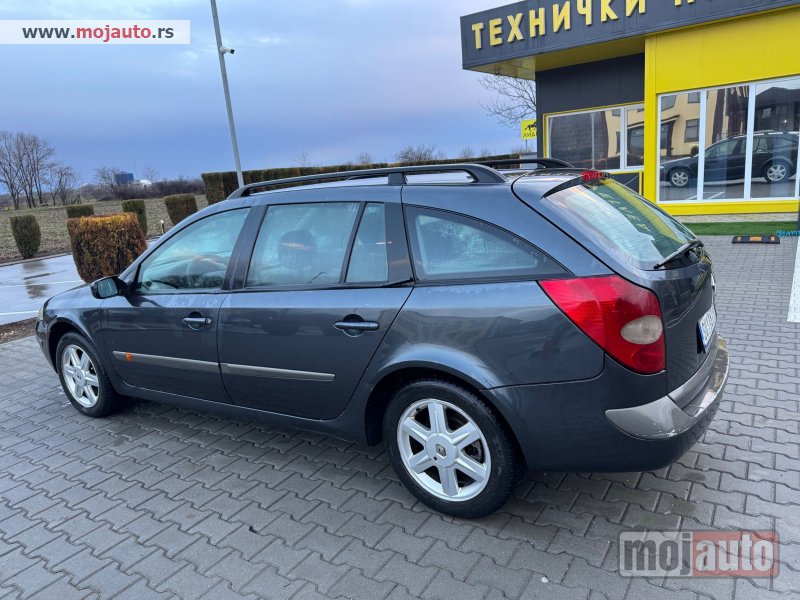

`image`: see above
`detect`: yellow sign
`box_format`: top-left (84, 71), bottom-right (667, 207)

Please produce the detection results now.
top-left (521, 119), bottom-right (537, 140)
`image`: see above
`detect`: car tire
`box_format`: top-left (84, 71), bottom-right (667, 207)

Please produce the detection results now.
top-left (763, 160), bottom-right (791, 184)
top-left (669, 168), bottom-right (691, 188)
top-left (383, 379), bottom-right (519, 518)
top-left (56, 332), bottom-right (123, 418)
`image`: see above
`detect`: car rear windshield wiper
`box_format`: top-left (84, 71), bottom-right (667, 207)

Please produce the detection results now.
top-left (653, 239), bottom-right (704, 270)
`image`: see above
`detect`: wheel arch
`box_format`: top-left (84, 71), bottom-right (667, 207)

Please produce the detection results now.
top-left (47, 318), bottom-right (89, 369)
top-left (762, 157), bottom-right (794, 177)
top-left (362, 364), bottom-right (524, 467)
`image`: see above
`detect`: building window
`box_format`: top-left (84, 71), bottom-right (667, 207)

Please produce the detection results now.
top-left (547, 104), bottom-right (644, 171)
top-left (684, 119), bottom-right (699, 143)
top-left (658, 75), bottom-right (800, 202)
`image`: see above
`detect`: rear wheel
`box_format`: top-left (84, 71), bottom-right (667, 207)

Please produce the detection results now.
top-left (763, 160), bottom-right (791, 183)
top-left (56, 332), bottom-right (123, 417)
top-left (384, 379), bottom-right (518, 518)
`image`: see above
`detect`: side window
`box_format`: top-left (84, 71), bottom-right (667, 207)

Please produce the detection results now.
top-left (346, 203), bottom-right (388, 284)
top-left (246, 202), bottom-right (359, 288)
top-left (407, 207), bottom-right (563, 282)
top-left (136, 209), bottom-right (249, 292)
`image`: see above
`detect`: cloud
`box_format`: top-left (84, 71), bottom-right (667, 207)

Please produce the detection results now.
top-left (255, 35), bottom-right (285, 46)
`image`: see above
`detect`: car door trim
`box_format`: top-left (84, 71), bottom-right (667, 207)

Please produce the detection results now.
top-left (112, 351), bottom-right (220, 373)
top-left (220, 363), bottom-right (335, 382)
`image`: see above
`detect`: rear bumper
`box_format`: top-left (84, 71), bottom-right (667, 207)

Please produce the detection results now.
top-left (606, 337), bottom-right (728, 440)
top-left (483, 337), bottom-right (728, 472)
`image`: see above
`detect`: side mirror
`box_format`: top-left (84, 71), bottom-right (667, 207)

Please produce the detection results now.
top-left (90, 276), bottom-right (127, 299)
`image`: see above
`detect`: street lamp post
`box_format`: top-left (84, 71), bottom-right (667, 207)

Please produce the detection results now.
top-left (210, 0), bottom-right (244, 188)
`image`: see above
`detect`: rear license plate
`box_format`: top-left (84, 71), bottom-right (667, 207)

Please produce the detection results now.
top-left (698, 305), bottom-right (717, 351)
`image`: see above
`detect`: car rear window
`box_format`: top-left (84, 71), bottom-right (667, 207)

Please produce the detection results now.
top-left (407, 206), bottom-right (564, 282)
top-left (545, 179), bottom-right (697, 270)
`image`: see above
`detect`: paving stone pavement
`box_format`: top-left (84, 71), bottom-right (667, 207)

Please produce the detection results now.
top-left (0, 236), bottom-right (798, 600)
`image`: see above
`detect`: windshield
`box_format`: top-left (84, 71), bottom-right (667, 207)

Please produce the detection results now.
top-left (545, 179), bottom-right (697, 270)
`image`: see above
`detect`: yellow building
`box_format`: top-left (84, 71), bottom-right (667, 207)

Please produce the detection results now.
top-left (461, 1), bottom-right (800, 216)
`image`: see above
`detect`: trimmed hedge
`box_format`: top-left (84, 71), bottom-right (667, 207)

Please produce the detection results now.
top-left (67, 213), bottom-right (147, 282)
top-left (121, 199), bottom-right (147, 234)
top-left (9, 215), bottom-right (41, 259)
top-left (164, 194), bottom-right (198, 225)
top-left (65, 204), bottom-right (95, 219)
top-left (200, 154), bottom-right (518, 204)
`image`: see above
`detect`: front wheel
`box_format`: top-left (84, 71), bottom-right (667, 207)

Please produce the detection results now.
top-left (669, 168), bottom-right (691, 188)
top-left (383, 379), bottom-right (518, 518)
top-left (56, 332), bottom-right (123, 417)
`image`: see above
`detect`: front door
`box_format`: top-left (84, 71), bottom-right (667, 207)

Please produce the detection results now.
top-left (100, 208), bottom-right (251, 402)
top-left (219, 195), bottom-right (412, 419)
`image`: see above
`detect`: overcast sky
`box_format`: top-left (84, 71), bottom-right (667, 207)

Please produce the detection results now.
top-left (1, 1), bottom-right (516, 182)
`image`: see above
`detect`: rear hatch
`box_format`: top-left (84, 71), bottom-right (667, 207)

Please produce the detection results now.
top-left (513, 174), bottom-right (716, 395)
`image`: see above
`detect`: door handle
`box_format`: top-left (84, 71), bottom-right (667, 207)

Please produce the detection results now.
top-left (334, 321), bottom-right (379, 332)
top-left (182, 315), bottom-right (212, 329)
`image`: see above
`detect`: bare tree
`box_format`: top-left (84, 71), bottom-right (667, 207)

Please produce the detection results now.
top-left (458, 147), bottom-right (476, 160)
top-left (141, 165), bottom-right (159, 184)
top-left (479, 73), bottom-right (536, 128)
top-left (94, 166), bottom-right (125, 198)
top-left (294, 150), bottom-right (312, 168)
top-left (395, 144), bottom-right (445, 163)
top-left (354, 152), bottom-right (374, 165)
top-left (48, 163), bottom-right (79, 205)
top-left (17, 133), bottom-right (56, 207)
top-left (0, 131), bottom-right (23, 209)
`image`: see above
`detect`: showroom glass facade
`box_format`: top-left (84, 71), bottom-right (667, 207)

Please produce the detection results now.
top-left (657, 76), bottom-right (800, 203)
top-left (547, 105), bottom-right (645, 172)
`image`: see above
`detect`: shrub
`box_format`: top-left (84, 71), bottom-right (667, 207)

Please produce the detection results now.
top-left (9, 215), bottom-right (41, 259)
top-left (67, 213), bottom-right (147, 282)
top-left (65, 204), bottom-right (95, 219)
top-left (121, 199), bottom-right (147, 234)
top-left (201, 172), bottom-right (226, 204)
top-left (164, 194), bottom-right (198, 225)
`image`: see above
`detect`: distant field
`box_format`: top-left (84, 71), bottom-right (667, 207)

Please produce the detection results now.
top-left (0, 195), bottom-right (208, 263)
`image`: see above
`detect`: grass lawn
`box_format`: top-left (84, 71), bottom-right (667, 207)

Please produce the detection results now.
top-left (0, 195), bottom-right (208, 262)
top-left (683, 221), bottom-right (798, 236)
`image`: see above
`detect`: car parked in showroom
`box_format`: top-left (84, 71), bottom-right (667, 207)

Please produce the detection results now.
top-left (661, 130), bottom-right (798, 187)
top-left (36, 162), bottom-right (728, 518)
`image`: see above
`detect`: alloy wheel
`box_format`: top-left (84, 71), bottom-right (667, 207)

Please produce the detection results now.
top-left (61, 344), bottom-right (100, 408)
top-left (670, 170), bottom-right (689, 187)
top-left (396, 398), bottom-right (491, 502)
top-left (766, 163), bottom-right (787, 182)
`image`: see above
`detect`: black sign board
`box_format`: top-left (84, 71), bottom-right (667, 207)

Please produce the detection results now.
top-left (461, 0), bottom-right (798, 70)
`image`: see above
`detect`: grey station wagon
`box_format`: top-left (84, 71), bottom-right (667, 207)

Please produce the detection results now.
top-left (36, 163), bottom-right (729, 518)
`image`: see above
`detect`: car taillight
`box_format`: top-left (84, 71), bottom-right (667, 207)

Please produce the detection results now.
top-left (581, 170), bottom-right (608, 184)
top-left (540, 275), bottom-right (665, 374)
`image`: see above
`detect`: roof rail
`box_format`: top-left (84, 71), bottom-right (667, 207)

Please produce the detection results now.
top-left (227, 163), bottom-right (507, 198)
top-left (476, 157), bottom-right (574, 169)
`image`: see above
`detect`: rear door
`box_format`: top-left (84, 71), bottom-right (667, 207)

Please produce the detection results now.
top-left (218, 188), bottom-right (413, 419)
top-left (513, 177), bottom-right (716, 393)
